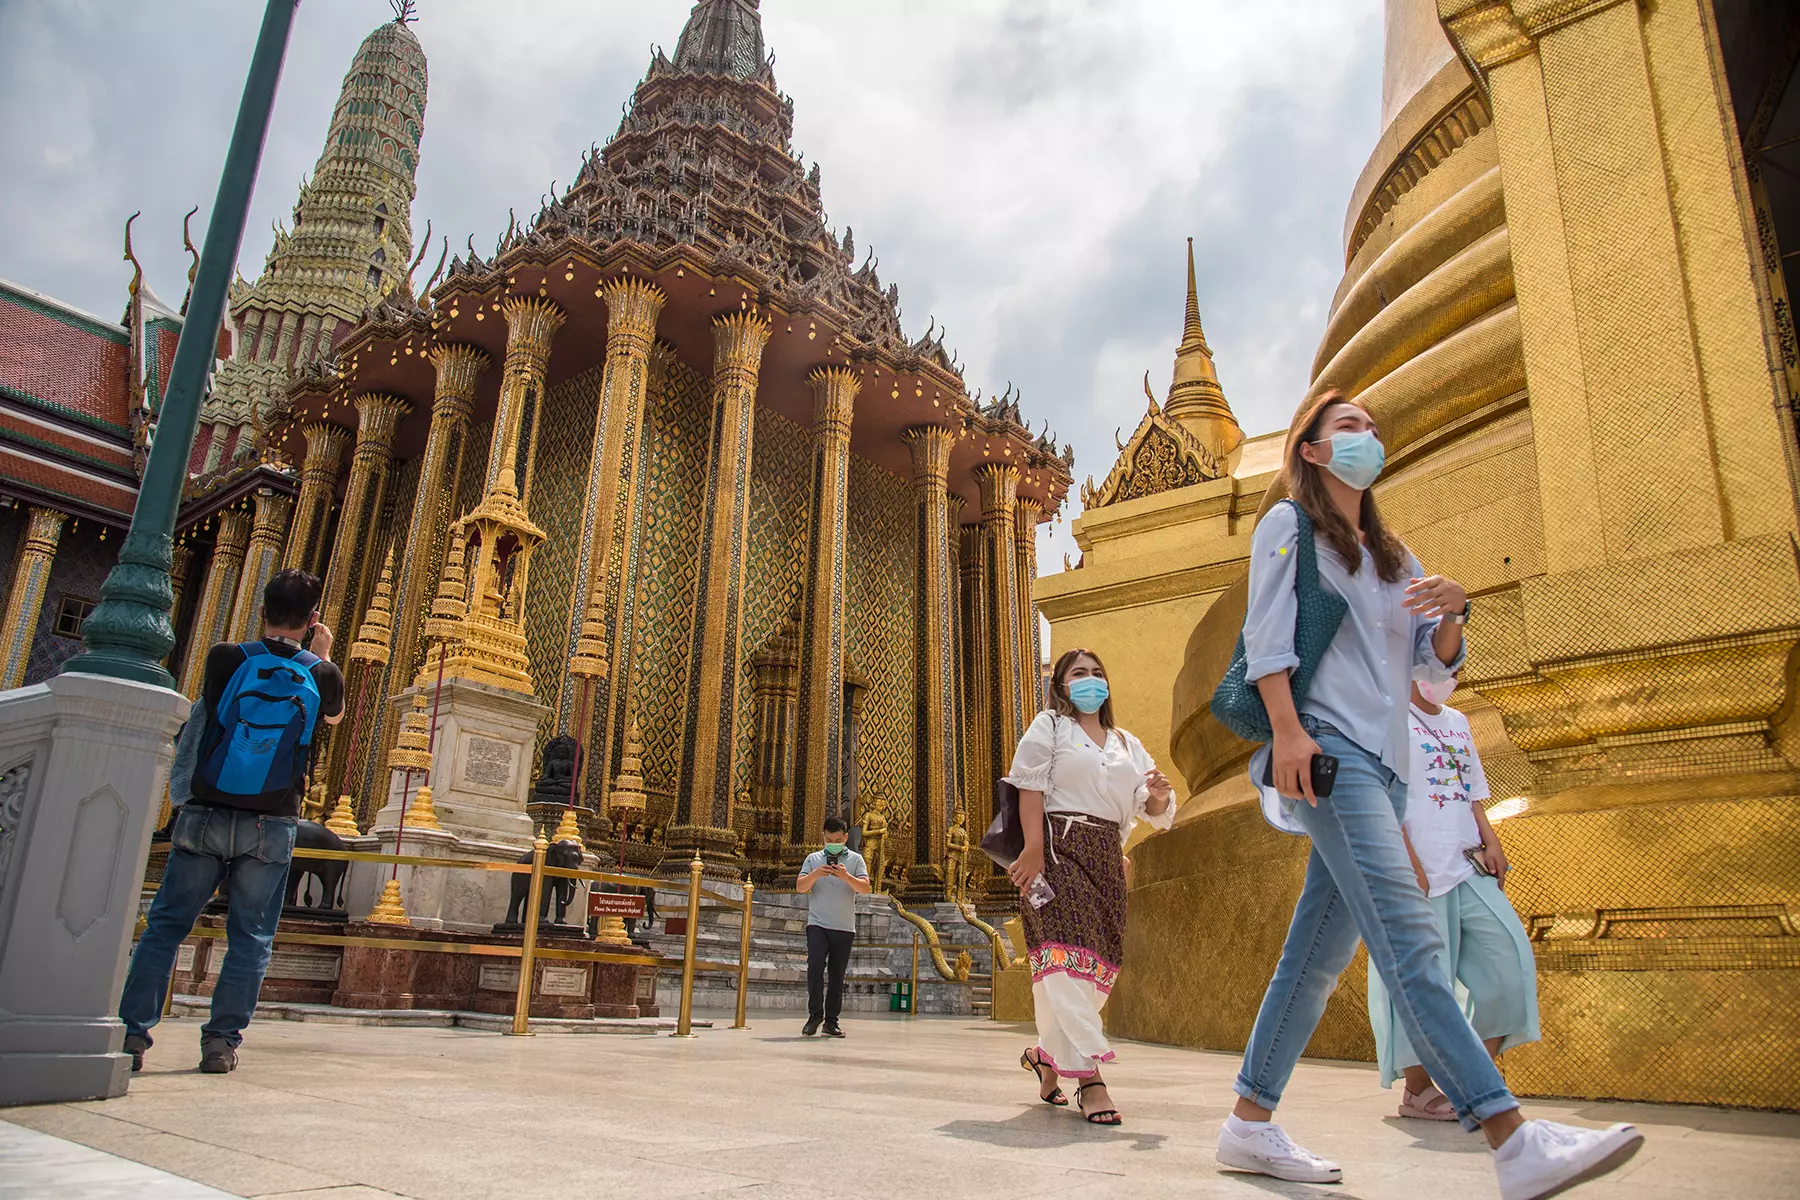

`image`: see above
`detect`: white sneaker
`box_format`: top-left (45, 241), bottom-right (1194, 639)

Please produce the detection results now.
top-left (1495, 1119), bottom-right (1645, 1200)
top-left (1216, 1120), bottom-right (1342, 1184)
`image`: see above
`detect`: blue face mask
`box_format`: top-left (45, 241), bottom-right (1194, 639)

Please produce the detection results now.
top-left (1066, 676), bottom-right (1109, 714)
top-left (1318, 430), bottom-right (1386, 490)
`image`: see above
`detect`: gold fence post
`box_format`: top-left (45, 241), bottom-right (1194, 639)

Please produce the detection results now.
top-left (509, 836), bottom-right (548, 1036)
top-left (910, 932), bottom-right (919, 1017)
top-left (674, 851), bottom-right (703, 1037)
top-left (732, 875), bottom-right (754, 1030)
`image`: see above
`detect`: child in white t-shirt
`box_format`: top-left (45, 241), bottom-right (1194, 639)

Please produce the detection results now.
top-left (1368, 675), bottom-right (1541, 1121)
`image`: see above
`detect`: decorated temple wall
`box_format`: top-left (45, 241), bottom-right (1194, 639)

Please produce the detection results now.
top-left (845, 452), bottom-right (917, 861)
top-left (629, 358), bottom-right (709, 796)
top-left (736, 407), bottom-right (809, 818)
top-left (521, 363), bottom-right (607, 748)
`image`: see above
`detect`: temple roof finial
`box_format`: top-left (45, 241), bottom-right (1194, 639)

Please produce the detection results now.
top-left (1180, 236), bottom-right (1208, 355)
top-left (1164, 237), bottom-right (1243, 469)
top-left (672, 0), bottom-right (766, 79)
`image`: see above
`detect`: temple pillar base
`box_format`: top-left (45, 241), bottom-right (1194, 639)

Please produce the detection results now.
top-left (901, 863), bottom-right (949, 906)
top-left (658, 824), bottom-right (742, 880)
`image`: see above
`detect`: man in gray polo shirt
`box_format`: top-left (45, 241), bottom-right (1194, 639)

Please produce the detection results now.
top-left (796, 815), bottom-right (870, 1037)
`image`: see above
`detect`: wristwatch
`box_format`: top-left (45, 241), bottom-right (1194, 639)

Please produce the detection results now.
top-left (1450, 600), bottom-right (1471, 626)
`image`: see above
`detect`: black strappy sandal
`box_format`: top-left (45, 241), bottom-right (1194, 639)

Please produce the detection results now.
top-left (1076, 1079), bottom-right (1122, 1125)
top-left (1020, 1047), bottom-right (1069, 1107)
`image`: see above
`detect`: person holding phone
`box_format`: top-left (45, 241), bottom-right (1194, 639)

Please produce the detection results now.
top-left (1003, 648), bottom-right (1174, 1125)
top-left (1371, 675), bottom-right (1539, 1120)
top-left (1216, 391), bottom-right (1641, 1200)
top-left (796, 815), bottom-right (870, 1038)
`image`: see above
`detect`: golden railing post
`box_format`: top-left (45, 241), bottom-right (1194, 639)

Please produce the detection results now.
top-left (509, 836), bottom-right (548, 1037)
top-left (911, 932), bottom-right (919, 1017)
top-left (733, 875), bottom-right (755, 1030)
top-left (674, 851), bottom-right (703, 1038)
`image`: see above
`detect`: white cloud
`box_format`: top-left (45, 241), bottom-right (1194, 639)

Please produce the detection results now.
top-left (0, 0), bottom-right (1382, 572)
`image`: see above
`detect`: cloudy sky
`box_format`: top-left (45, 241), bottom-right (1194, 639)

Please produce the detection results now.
top-left (0, 0), bottom-right (1382, 570)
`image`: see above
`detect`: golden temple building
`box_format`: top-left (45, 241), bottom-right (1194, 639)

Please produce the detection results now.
top-left (1052, 0), bottom-right (1800, 1109)
top-left (13, 1), bottom-right (1064, 905)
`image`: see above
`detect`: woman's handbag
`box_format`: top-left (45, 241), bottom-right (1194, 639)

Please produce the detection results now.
top-left (1210, 500), bottom-right (1349, 744)
top-left (981, 713), bottom-right (1059, 868)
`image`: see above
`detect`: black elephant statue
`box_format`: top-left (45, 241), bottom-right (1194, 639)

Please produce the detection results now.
top-left (500, 839), bottom-right (583, 928)
top-left (284, 820), bottom-right (347, 913)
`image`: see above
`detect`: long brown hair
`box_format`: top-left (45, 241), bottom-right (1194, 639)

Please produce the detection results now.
top-left (1282, 390), bottom-right (1408, 582)
top-left (1049, 647), bottom-right (1116, 729)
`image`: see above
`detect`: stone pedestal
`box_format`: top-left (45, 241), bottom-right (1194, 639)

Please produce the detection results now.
top-left (167, 915), bottom-right (344, 1005)
top-left (333, 922), bottom-right (480, 1010)
top-left (0, 673), bottom-right (188, 1105)
top-left (370, 679), bottom-right (547, 845)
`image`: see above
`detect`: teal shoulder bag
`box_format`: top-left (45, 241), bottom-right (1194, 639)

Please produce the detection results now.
top-left (1210, 500), bottom-right (1349, 744)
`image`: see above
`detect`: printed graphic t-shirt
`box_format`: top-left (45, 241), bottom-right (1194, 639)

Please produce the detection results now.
top-left (1405, 703), bottom-right (1490, 897)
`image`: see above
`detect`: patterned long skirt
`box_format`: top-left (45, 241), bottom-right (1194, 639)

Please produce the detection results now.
top-left (1021, 814), bottom-right (1126, 1078)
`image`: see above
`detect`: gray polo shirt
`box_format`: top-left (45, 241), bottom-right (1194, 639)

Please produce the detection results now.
top-left (800, 849), bottom-right (867, 933)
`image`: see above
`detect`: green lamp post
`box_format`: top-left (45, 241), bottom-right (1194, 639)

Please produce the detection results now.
top-left (61, 0), bottom-right (301, 689)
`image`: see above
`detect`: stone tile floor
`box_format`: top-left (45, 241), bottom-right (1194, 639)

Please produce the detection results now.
top-left (3, 1011), bottom-right (1795, 1199)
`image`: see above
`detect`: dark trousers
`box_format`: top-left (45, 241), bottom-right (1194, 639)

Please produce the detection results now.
top-left (806, 925), bottom-right (855, 1024)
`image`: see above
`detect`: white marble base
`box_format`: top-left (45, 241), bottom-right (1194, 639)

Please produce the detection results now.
top-left (0, 673), bottom-right (187, 1105)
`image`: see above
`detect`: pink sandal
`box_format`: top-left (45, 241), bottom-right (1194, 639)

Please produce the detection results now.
top-left (1398, 1085), bottom-right (1458, 1121)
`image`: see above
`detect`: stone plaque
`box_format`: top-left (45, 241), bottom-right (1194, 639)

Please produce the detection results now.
top-left (175, 943), bottom-right (196, 972)
top-left (540, 966), bottom-right (589, 997)
top-left (479, 964), bottom-right (520, 992)
top-left (464, 736), bottom-right (515, 791)
top-left (635, 969), bottom-right (657, 1003)
top-left (266, 951), bottom-right (339, 982)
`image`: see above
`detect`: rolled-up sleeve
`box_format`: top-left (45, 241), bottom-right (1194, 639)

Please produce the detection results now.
top-left (1003, 711), bottom-right (1058, 793)
top-left (1408, 554), bottom-right (1467, 682)
top-left (1124, 731), bottom-right (1175, 838)
top-left (1243, 502), bottom-right (1301, 682)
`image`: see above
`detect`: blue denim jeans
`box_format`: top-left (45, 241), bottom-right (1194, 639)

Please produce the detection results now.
top-left (1235, 719), bottom-right (1518, 1131)
top-left (119, 804), bottom-right (296, 1049)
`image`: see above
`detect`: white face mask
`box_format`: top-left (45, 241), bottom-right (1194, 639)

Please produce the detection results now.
top-left (1417, 677), bottom-right (1457, 707)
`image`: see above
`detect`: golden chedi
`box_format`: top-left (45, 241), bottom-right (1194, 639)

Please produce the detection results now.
top-left (1078, 0), bottom-right (1800, 1110)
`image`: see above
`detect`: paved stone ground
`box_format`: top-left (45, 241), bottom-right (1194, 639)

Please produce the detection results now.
top-left (3, 1011), bottom-right (1795, 1199)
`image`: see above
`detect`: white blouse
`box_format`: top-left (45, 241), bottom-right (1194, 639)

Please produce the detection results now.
top-left (1003, 710), bottom-right (1175, 847)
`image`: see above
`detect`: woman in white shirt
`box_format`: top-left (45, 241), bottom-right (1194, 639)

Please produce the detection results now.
top-left (1369, 675), bottom-right (1539, 1120)
top-left (1004, 648), bottom-right (1174, 1125)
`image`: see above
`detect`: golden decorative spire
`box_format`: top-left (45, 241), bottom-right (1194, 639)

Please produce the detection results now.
top-left (323, 793), bottom-right (362, 838)
top-left (407, 784), bottom-right (443, 832)
top-left (567, 579), bottom-right (610, 682)
top-left (608, 714), bottom-right (648, 819)
top-left (551, 805), bottom-right (585, 849)
top-left (348, 545), bottom-right (397, 667)
top-left (387, 692), bottom-right (434, 776)
top-left (367, 879), bottom-right (409, 925)
top-left (1164, 237), bottom-right (1244, 469)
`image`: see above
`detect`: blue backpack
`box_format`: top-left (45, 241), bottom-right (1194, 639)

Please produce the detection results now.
top-left (196, 642), bottom-right (323, 804)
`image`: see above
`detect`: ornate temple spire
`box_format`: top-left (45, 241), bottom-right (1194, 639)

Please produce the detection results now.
top-left (671, 0), bottom-right (767, 79)
top-left (198, 15), bottom-right (428, 447)
top-left (1164, 237), bottom-right (1243, 469)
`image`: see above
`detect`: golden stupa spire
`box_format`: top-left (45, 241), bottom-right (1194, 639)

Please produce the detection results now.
top-left (1164, 237), bottom-right (1244, 469)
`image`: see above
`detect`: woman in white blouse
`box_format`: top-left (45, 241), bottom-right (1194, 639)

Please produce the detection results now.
top-left (1004, 648), bottom-right (1174, 1125)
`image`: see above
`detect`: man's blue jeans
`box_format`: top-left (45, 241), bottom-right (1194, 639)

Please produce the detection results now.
top-left (1235, 719), bottom-right (1518, 1131)
top-left (119, 804), bottom-right (296, 1049)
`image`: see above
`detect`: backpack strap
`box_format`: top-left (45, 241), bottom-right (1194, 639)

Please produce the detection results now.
top-left (292, 648), bottom-right (320, 671)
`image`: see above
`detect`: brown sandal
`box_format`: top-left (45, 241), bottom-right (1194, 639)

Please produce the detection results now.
top-left (1076, 1079), bottom-right (1121, 1125)
top-left (1020, 1047), bottom-right (1068, 1106)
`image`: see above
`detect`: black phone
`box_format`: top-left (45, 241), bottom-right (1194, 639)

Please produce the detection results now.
top-left (1261, 752), bottom-right (1339, 799)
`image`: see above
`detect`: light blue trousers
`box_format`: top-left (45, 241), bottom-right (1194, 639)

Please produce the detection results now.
top-left (1369, 872), bottom-right (1541, 1087)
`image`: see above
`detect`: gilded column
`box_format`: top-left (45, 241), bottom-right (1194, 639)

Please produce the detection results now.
top-left (488, 297), bottom-right (564, 504)
top-left (224, 488), bottom-right (294, 643)
top-left (0, 507), bottom-right (67, 689)
top-left (670, 310), bottom-right (771, 870)
top-left (559, 278), bottom-right (664, 744)
top-left (177, 508), bottom-right (252, 699)
top-left (165, 540), bottom-right (195, 668)
top-left (902, 425), bottom-right (957, 901)
top-left (386, 343), bottom-right (487, 691)
top-left (1014, 495), bottom-right (1043, 721)
top-left (946, 492), bottom-right (967, 844)
top-left (957, 519), bottom-right (990, 880)
top-left (976, 462), bottom-right (1023, 904)
top-left (792, 365), bottom-right (861, 846)
top-left (319, 392), bottom-right (409, 647)
top-left (282, 420), bottom-right (349, 575)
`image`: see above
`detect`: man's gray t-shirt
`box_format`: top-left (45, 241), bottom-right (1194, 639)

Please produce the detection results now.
top-left (800, 849), bottom-right (868, 933)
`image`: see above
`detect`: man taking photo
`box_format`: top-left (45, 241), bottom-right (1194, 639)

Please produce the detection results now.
top-left (117, 569), bottom-right (344, 1074)
top-left (796, 815), bottom-right (870, 1038)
